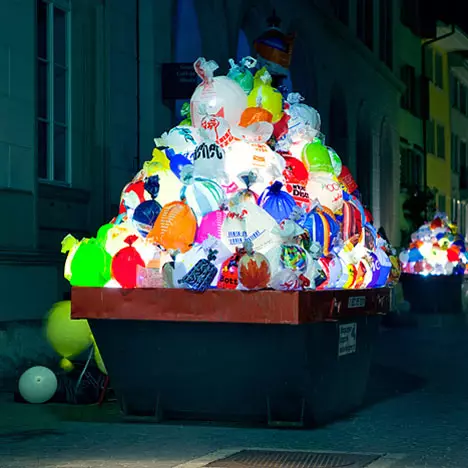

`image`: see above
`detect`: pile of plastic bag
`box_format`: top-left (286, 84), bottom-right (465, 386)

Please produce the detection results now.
top-left (61, 56), bottom-right (400, 292)
top-left (399, 213), bottom-right (467, 276)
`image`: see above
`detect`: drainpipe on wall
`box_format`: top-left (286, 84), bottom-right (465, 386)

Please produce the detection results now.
top-left (421, 23), bottom-right (455, 216)
top-left (135, 0), bottom-right (141, 171)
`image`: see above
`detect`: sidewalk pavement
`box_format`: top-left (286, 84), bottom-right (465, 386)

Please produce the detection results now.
top-left (1, 314), bottom-right (468, 468)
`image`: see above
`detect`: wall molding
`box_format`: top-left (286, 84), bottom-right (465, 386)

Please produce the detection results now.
top-left (38, 182), bottom-right (90, 204)
top-left (0, 249), bottom-right (64, 266)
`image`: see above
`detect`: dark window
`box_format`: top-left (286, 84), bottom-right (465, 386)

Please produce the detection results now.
top-left (379, 0), bottom-right (393, 68)
top-left (451, 133), bottom-right (460, 173)
top-left (424, 46), bottom-right (433, 80)
top-left (461, 163), bottom-right (468, 190)
top-left (357, 0), bottom-right (374, 49)
top-left (434, 51), bottom-right (444, 88)
top-left (461, 140), bottom-right (468, 191)
top-left (400, 0), bottom-right (418, 30)
top-left (460, 140), bottom-right (467, 168)
top-left (36, 0), bottom-right (70, 183)
top-left (401, 65), bottom-right (417, 114)
top-left (460, 84), bottom-right (467, 115)
top-left (331, 0), bottom-right (349, 24)
top-left (451, 73), bottom-right (459, 107)
top-left (436, 123), bottom-right (445, 159)
top-left (400, 144), bottom-right (423, 188)
top-left (438, 194), bottom-right (446, 212)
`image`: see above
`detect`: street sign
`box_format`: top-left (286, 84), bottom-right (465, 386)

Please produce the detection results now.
top-left (161, 63), bottom-right (199, 100)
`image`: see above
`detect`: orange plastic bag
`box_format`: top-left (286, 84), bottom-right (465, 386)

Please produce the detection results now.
top-left (147, 201), bottom-right (197, 253)
top-left (239, 106), bottom-right (273, 127)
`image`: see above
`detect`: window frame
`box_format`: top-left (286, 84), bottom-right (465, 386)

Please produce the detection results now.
top-left (424, 46), bottom-right (433, 81)
top-left (438, 193), bottom-right (446, 213)
top-left (379, 0), bottom-right (393, 68)
top-left (401, 64), bottom-right (417, 114)
top-left (331, 0), bottom-right (349, 25)
top-left (36, 0), bottom-right (72, 185)
top-left (357, 0), bottom-right (374, 50)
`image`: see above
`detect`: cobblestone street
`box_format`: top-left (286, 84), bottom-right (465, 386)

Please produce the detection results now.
top-left (1, 314), bottom-right (468, 468)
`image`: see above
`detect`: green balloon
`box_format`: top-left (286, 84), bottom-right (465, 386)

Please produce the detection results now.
top-left (96, 223), bottom-right (113, 245)
top-left (70, 239), bottom-right (112, 287)
top-left (302, 141), bottom-right (333, 173)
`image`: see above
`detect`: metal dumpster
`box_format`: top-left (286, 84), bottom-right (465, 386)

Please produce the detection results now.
top-left (71, 287), bottom-right (389, 427)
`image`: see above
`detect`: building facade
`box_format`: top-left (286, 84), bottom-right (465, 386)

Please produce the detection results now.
top-left (426, 39), bottom-right (452, 213)
top-left (397, 4), bottom-right (426, 236)
top-left (425, 24), bottom-right (468, 233)
top-left (0, 0), bottom-right (404, 321)
top-left (446, 28), bottom-right (468, 234)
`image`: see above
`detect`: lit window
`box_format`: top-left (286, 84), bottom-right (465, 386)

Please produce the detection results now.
top-left (36, 0), bottom-right (71, 183)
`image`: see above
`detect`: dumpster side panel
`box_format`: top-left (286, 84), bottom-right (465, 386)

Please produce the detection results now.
top-left (90, 316), bottom-right (381, 426)
top-left (302, 316), bottom-right (381, 425)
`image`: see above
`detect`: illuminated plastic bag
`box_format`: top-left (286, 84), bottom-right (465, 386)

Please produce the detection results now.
top-left (238, 240), bottom-right (271, 290)
top-left (247, 68), bottom-right (283, 123)
top-left (217, 250), bottom-right (242, 289)
top-left (143, 149), bottom-right (183, 206)
top-left (286, 93), bottom-right (321, 143)
top-left (147, 200), bottom-right (197, 253)
top-left (154, 126), bottom-right (202, 161)
top-left (228, 171), bottom-right (260, 208)
top-left (192, 139), bottom-right (228, 183)
top-left (222, 201), bottom-right (280, 254)
top-left (180, 166), bottom-right (226, 222)
top-left (190, 57), bottom-right (247, 128)
top-left (173, 237), bottom-right (231, 288)
top-left (302, 140), bottom-right (333, 174)
top-left (327, 146), bottom-right (342, 177)
top-left (195, 209), bottom-right (228, 244)
top-left (258, 181), bottom-right (297, 224)
top-left (227, 56), bottom-right (256, 94)
top-left (301, 203), bottom-right (340, 256)
top-left (307, 173), bottom-right (343, 214)
top-left (111, 235), bottom-right (145, 289)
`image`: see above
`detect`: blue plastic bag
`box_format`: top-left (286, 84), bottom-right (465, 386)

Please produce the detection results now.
top-left (257, 181), bottom-right (297, 224)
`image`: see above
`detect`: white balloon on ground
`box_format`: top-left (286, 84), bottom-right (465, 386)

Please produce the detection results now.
top-left (18, 366), bottom-right (58, 404)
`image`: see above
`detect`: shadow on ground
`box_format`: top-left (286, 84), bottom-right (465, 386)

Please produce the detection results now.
top-left (363, 363), bottom-right (426, 408)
